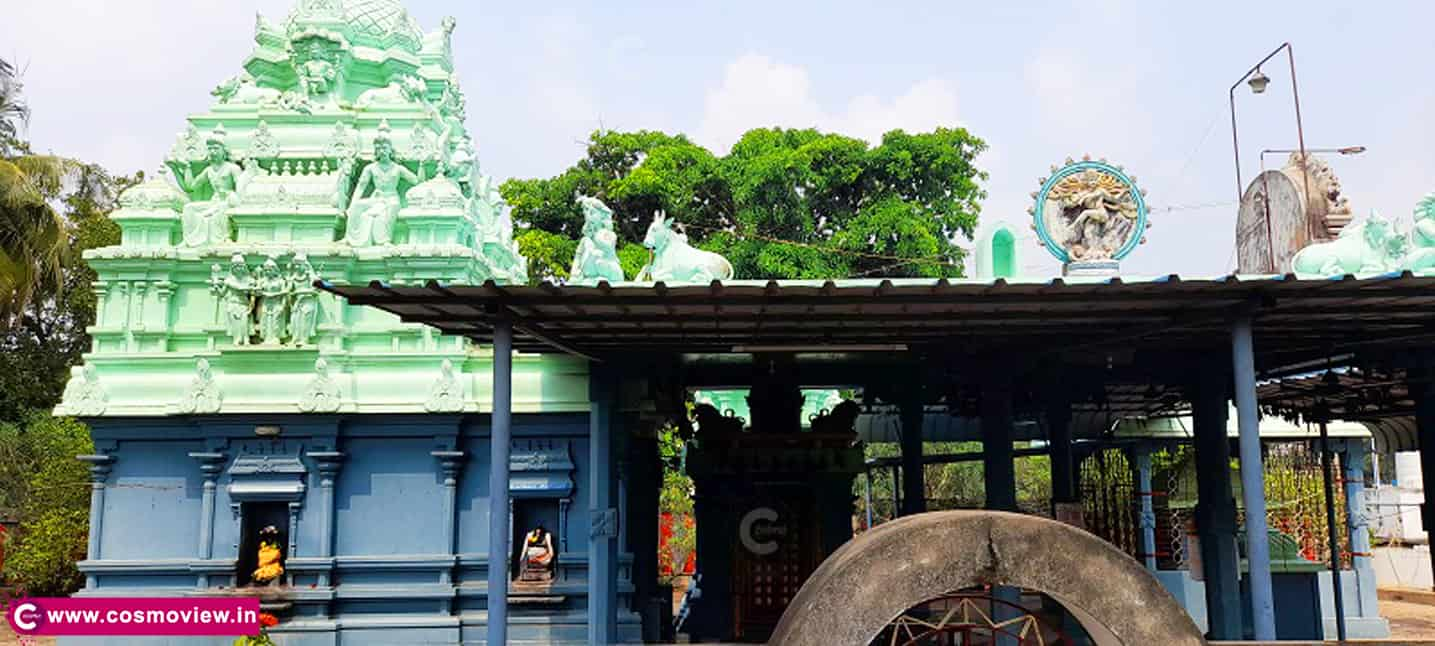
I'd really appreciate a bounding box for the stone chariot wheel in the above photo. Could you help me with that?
[877,590,1073,645]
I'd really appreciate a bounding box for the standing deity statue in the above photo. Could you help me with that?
[346,128,419,246]
[172,126,244,247]
[286,253,320,347]
[257,257,289,345]
[569,196,625,285]
[212,254,255,345]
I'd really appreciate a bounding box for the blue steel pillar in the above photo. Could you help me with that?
[1343,439,1379,627]
[487,321,513,646]
[1191,367,1242,639]
[1232,315,1275,640]
[189,451,226,587]
[1133,443,1158,571]
[588,365,618,645]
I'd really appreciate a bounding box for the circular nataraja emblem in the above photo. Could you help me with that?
[1030,159,1149,264]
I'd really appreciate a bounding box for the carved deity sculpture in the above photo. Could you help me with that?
[257,257,288,345]
[1050,169,1139,261]
[62,364,108,417]
[211,72,281,105]
[293,39,339,106]
[1291,213,1402,276]
[425,359,465,412]
[172,126,243,247]
[252,525,284,585]
[1405,194,1435,274]
[212,254,255,345]
[569,196,624,285]
[346,128,418,246]
[178,358,222,414]
[249,120,280,159]
[298,358,343,413]
[639,211,734,283]
[286,253,320,346]
[355,75,425,109]
[516,524,556,584]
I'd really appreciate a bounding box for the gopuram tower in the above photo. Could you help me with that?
[55,2,632,643]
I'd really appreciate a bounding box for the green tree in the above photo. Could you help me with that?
[0,413,93,596]
[501,126,987,281]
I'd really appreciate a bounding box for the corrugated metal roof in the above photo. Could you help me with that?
[320,272,1435,370]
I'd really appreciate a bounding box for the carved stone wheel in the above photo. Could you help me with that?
[876,592,1071,645]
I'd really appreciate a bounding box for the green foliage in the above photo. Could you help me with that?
[854,441,1052,526]
[515,228,578,283]
[0,413,94,596]
[500,126,987,280]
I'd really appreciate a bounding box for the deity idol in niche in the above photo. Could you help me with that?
[173,126,243,247]
[345,126,418,246]
[1052,169,1139,261]
[252,525,285,586]
[517,524,556,584]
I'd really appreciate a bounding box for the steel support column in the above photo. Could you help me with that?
[487,320,513,646]
[1232,315,1275,641]
[900,398,927,515]
[1192,367,1242,639]
[1047,399,1076,511]
[588,365,618,645]
[1134,443,1158,571]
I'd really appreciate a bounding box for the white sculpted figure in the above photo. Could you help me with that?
[639,211,734,283]
[257,257,288,345]
[173,126,245,247]
[425,359,465,412]
[346,126,418,246]
[1050,169,1139,261]
[211,254,254,346]
[178,359,222,414]
[287,253,320,347]
[569,196,624,285]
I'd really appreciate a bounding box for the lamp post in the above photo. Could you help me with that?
[1230,43,1310,273]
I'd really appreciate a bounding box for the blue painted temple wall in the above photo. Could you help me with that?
[66,413,639,645]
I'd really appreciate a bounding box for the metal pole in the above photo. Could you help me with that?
[1286,44,1313,243]
[1318,420,1348,640]
[889,465,901,520]
[487,320,513,646]
[1230,42,1306,272]
[1231,314,1276,640]
[863,469,875,530]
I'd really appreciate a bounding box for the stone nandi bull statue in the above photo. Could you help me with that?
[637,211,734,283]
[1290,213,1404,276]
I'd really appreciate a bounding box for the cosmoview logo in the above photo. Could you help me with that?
[10,600,40,633]
[739,507,787,555]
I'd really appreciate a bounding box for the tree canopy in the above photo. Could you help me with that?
[501,126,987,280]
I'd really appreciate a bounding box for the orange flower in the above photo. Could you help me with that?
[259,613,279,628]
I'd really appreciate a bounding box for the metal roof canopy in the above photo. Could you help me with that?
[320,272,1435,373]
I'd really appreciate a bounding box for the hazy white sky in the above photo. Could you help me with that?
[4,0,1432,278]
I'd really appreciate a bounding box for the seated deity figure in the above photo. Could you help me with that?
[346,131,419,246]
[174,127,244,247]
[569,196,624,285]
[252,525,285,586]
[516,524,556,584]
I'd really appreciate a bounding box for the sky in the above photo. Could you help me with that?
[4,0,1433,278]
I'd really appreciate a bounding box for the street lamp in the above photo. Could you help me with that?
[1230,42,1309,273]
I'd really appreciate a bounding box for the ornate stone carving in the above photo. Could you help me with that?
[345,121,418,246]
[569,196,624,285]
[1291,213,1403,276]
[248,121,280,159]
[286,253,320,347]
[211,254,254,346]
[61,364,108,417]
[171,125,246,248]
[355,75,425,110]
[178,358,223,414]
[424,359,465,412]
[638,211,734,282]
[256,256,288,345]
[212,72,282,106]
[1030,158,1150,275]
[298,358,342,413]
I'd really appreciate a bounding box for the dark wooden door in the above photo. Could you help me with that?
[731,487,818,642]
